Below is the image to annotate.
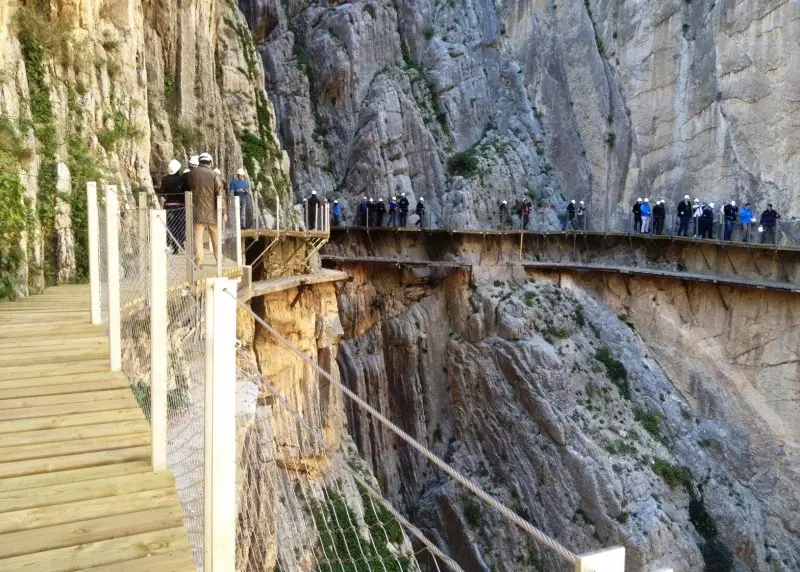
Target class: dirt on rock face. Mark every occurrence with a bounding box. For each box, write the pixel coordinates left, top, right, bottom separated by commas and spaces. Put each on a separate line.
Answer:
333, 261, 800, 572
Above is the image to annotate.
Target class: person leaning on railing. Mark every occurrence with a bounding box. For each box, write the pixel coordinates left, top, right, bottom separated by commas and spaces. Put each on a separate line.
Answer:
738, 202, 753, 242
186, 152, 226, 266
759, 204, 780, 244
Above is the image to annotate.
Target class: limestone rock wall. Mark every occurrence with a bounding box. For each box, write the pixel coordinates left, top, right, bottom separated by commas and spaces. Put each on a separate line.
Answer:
241, 0, 800, 231
0, 0, 290, 298
334, 261, 800, 571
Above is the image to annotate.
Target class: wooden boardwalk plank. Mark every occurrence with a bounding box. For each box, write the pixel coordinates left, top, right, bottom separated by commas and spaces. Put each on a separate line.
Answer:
0, 360, 110, 381
0, 371, 128, 392
0, 526, 190, 571
0, 337, 108, 353
0, 461, 152, 493
0, 445, 150, 479
0, 505, 184, 559
0, 388, 132, 410
0, 409, 145, 434
0, 420, 150, 449
0, 433, 150, 463
0, 399, 140, 421
0, 348, 109, 369
80, 550, 196, 572
0, 488, 179, 534
0, 471, 175, 513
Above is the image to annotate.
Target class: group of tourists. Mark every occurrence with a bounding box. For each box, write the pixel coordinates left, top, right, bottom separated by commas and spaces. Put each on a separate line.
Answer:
157, 154, 252, 266
629, 196, 782, 243
340, 194, 427, 228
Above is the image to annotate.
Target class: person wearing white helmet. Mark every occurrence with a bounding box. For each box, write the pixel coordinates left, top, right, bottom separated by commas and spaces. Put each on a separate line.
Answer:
332, 199, 342, 226
699, 201, 715, 239
723, 200, 738, 241
692, 198, 703, 237
499, 199, 509, 230
229, 168, 250, 229
577, 200, 586, 230
677, 194, 692, 236
653, 199, 666, 235
189, 155, 199, 168
398, 193, 410, 227
563, 199, 577, 231
640, 198, 652, 234
388, 196, 398, 227
415, 197, 426, 228
307, 190, 322, 230
632, 198, 643, 232
158, 159, 186, 253
185, 152, 226, 266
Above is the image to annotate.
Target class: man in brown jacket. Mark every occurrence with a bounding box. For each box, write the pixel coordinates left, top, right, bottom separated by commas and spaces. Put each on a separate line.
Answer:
186, 152, 226, 266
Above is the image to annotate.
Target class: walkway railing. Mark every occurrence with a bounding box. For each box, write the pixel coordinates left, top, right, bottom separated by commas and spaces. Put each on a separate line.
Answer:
85, 182, 671, 572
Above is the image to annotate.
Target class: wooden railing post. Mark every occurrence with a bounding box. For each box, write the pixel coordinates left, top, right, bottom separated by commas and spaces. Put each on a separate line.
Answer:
185, 192, 194, 283
138, 191, 148, 273
574, 547, 625, 572
234, 196, 242, 266
87, 182, 101, 325
216, 195, 223, 277
105, 185, 121, 372
204, 277, 237, 572
150, 209, 168, 472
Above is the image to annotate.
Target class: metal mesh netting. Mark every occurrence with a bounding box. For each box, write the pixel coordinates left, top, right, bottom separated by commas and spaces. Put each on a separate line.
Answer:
222, 194, 239, 266
233, 348, 458, 572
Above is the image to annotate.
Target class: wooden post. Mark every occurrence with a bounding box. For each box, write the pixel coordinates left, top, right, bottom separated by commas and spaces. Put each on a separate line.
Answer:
149, 209, 168, 472
216, 195, 223, 277
87, 182, 101, 325
234, 196, 242, 266
185, 192, 194, 283
105, 185, 122, 372
204, 277, 237, 572
574, 547, 625, 572
138, 191, 148, 274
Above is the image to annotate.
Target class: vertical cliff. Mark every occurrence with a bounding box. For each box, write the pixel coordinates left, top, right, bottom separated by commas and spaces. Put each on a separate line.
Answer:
0, 0, 290, 300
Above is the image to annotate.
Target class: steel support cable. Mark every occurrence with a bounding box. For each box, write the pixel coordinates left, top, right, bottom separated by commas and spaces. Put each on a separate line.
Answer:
237, 349, 465, 572
226, 291, 580, 565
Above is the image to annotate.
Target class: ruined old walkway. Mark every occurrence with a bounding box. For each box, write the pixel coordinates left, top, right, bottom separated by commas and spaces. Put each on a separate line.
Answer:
0, 285, 195, 571
323, 227, 800, 292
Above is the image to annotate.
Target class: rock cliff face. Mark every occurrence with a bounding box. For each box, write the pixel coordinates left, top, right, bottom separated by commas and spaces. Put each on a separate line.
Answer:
241, 0, 800, 230
333, 261, 800, 571
0, 0, 290, 299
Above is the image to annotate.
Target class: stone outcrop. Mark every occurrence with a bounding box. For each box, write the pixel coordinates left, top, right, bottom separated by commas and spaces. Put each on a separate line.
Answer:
333, 259, 800, 571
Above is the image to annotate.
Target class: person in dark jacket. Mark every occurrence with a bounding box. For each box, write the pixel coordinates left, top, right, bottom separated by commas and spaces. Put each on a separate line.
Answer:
632, 198, 642, 232
359, 196, 368, 226
398, 193, 410, 227
388, 197, 398, 227
522, 199, 531, 229
376, 198, 386, 227
576, 201, 586, 230
563, 200, 576, 230
653, 200, 666, 235
499, 200, 509, 230
158, 159, 185, 253
723, 200, 738, 240
186, 153, 226, 266
677, 195, 692, 236
367, 198, 377, 227
699, 202, 715, 239
415, 197, 426, 228
759, 204, 780, 244
307, 191, 321, 230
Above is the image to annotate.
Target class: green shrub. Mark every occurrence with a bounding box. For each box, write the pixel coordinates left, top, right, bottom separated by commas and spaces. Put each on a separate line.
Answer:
463, 497, 484, 528
423, 26, 435, 40
524, 291, 536, 307
572, 304, 585, 327
605, 439, 637, 456
595, 347, 630, 398
448, 150, 479, 178
634, 407, 662, 441
97, 109, 142, 152
651, 458, 692, 488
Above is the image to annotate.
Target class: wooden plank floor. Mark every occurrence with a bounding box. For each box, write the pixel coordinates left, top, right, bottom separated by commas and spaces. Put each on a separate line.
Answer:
0, 285, 196, 571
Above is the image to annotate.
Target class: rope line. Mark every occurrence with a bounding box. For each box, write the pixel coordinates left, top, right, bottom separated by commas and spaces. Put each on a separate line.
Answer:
236, 349, 466, 572
226, 288, 580, 564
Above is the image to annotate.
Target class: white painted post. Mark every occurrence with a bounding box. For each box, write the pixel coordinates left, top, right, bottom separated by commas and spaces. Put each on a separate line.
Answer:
276, 193, 280, 232
87, 182, 101, 325
234, 196, 242, 267
105, 185, 122, 372
203, 277, 237, 572
138, 191, 148, 273
185, 192, 194, 283
216, 195, 223, 277
574, 547, 625, 572
150, 209, 168, 472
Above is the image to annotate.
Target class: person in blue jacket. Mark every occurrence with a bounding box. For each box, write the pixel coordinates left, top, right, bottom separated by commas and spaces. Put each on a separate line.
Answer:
332, 200, 342, 226
640, 198, 652, 233
388, 197, 398, 227
738, 202, 753, 242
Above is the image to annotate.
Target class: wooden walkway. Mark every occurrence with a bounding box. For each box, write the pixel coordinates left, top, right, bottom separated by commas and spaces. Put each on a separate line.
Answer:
0, 285, 195, 571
